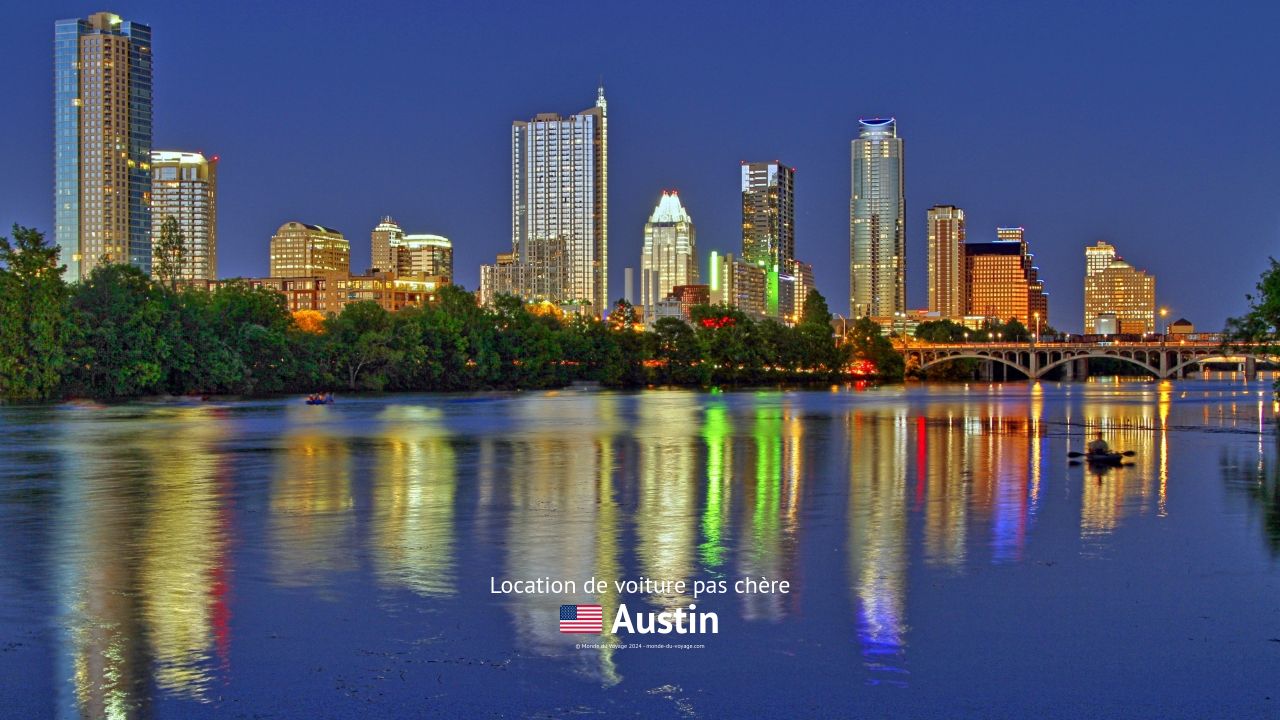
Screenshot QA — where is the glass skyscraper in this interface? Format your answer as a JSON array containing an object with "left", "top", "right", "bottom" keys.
[
  {"left": 55, "top": 12, "right": 153, "bottom": 280},
  {"left": 849, "top": 117, "right": 905, "bottom": 319},
  {"left": 502, "top": 86, "right": 609, "bottom": 314}
]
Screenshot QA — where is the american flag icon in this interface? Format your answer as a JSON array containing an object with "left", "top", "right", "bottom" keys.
[{"left": 559, "top": 604, "right": 603, "bottom": 634}]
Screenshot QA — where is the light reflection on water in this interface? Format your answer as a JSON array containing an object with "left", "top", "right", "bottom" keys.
[{"left": 1, "top": 377, "right": 1278, "bottom": 717}]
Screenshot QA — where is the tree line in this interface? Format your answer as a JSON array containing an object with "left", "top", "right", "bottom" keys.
[{"left": 0, "top": 226, "right": 900, "bottom": 402}]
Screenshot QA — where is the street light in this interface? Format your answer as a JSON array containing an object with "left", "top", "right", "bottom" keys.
[
  {"left": 1033, "top": 311, "right": 1041, "bottom": 341},
  {"left": 1159, "top": 307, "right": 1169, "bottom": 336}
]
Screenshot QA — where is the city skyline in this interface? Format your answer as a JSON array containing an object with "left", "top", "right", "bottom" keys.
[{"left": 6, "top": 2, "right": 1278, "bottom": 331}]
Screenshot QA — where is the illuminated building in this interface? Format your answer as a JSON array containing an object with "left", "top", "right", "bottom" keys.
[
  {"left": 370, "top": 217, "right": 453, "bottom": 283},
  {"left": 741, "top": 162, "right": 795, "bottom": 270},
  {"left": 55, "top": 11, "right": 153, "bottom": 280},
  {"left": 370, "top": 216, "right": 404, "bottom": 272},
  {"left": 188, "top": 271, "right": 445, "bottom": 314},
  {"left": 150, "top": 150, "right": 217, "bottom": 281},
  {"left": 850, "top": 117, "right": 905, "bottom": 319},
  {"left": 669, "top": 284, "right": 710, "bottom": 324},
  {"left": 1083, "top": 240, "right": 1156, "bottom": 334},
  {"left": 641, "top": 191, "right": 697, "bottom": 320},
  {"left": 479, "top": 252, "right": 521, "bottom": 307},
  {"left": 708, "top": 251, "right": 767, "bottom": 318},
  {"left": 269, "top": 221, "right": 349, "bottom": 277},
  {"left": 963, "top": 231, "right": 1049, "bottom": 326},
  {"left": 485, "top": 87, "right": 608, "bottom": 314},
  {"left": 926, "top": 205, "right": 965, "bottom": 318},
  {"left": 791, "top": 259, "right": 815, "bottom": 320}
]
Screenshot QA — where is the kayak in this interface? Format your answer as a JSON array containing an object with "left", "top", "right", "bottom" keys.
[
  {"left": 1084, "top": 452, "right": 1123, "bottom": 466},
  {"left": 305, "top": 396, "right": 334, "bottom": 405}
]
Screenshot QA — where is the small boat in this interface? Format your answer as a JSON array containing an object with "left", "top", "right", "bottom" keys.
[
  {"left": 1084, "top": 451, "right": 1124, "bottom": 466},
  {"left": 305, "top": 393, "right": 335, "bottom": 405}
]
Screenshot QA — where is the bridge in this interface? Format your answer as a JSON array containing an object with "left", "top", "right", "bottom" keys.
[{"left": 902, "top": 335, "right": 1279, "bottom": 380}]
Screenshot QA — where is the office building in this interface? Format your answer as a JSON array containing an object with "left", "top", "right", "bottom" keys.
[
  {"left": 269, "top": 221, "right": 349, "bottom": 278},
  {"left": 849, "top": 117, "right": 905, "bottom": 318},
  {"left": 370, "top": 216, "right": 404, "bottom": 272},
  {"left": 926, "top": 205, "right": 965, "bottom": 318},
  {"left": 485, "top": 87, "right": 607, "bottom": 313},
  {"left": 964, "top": 233, "right": 1049, "bottom": 327},
  {"left": 1083, "top": 241, "right": 1155, "bottom": 334},
  {"left": 54, "top": 11, "right": 153, "bottom": 280},
  {"left": 370, "top": 217, "right": 453, "bottom": 282},
  {"left": 791, "top": 260, "right": 816, "bottom": 321},
  {"left": 641, "top": 191, "right": 697, "bottom": 319},
  {"left": 150, "top": 150, "right": 217, "bottom": 282}
]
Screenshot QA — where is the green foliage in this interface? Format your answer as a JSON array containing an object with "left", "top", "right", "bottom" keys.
[
  {"left": 848, "top": 316, "right": 904, "bottom": 380},
  {"left": 0, "top": 226, "right": 72, "bottom": 401},
  {"left": 0, "top": 234, "right": 910, "bottom": 399},
  {"left": 1226, "top": 258, "right": 1280, "bottom": 349},
  {"left": 153, "top": 215, "right": 186, "bottom": 291},
  {"left": 913, "top": 319, "right": 969, "bottom": 342}
]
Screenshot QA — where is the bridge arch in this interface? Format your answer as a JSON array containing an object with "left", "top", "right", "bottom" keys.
[
  {"left": 913, "top": 352, "right": 1032, "bottom": 378},
  {"left": 1035, "top": 353, "right": 1161, "bottom": 379},
  {"left": 1166, "top": 353, "right": 1280, "bottom": 377}
]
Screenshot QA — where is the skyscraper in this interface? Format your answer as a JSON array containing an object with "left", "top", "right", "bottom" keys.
[
  {"left": 926, "top": 205, "right": 965, "bottom": 318},
  {"left": 964, "top": 233, "right": 1049, "bottom": 327},
  {"left": 269, "top": 222, "right": 349, "bottom": 277},
  {"left": 1083, "top": 240, "right": 1155, "bottom": 333},
  {"left": 397, "top": 235, "right": 453, "bottom": 281},
  {"left": 741, "top": 162, "right": 795, "bottom": 270},
  {"left": 150, "top": 150, "right": 217, "bottom": 282},
  {"left": 492, "top": 86, "right": 608, "bottom": 313},
  {"left": 641, "top": 191, "right": 697, "bottom": 319},
  {"left": 55, "top": 11, "right": 153, "bottom": 280},
  {"left": 849, "top": 117, "right": 905, "bottom": 319}
]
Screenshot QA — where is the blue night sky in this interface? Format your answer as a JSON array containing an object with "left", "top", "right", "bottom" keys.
[{"left": 3, "top": 1, "right": 1278, "bottom": 331}]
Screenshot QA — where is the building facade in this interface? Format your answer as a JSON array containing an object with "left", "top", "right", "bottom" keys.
[
  {"left": 55, "top": 11, "right": 153, "bottom": 280},
  {"left": 269, "top": 221, "right": 350, "bottom": 278},
  {"left": 708, "top": 251, "right": 767, "bottom": 318},
  {"left": 850, "top": 117, "right": 905, "bottom": 319},
  {"left": 191, "top": 272, "right": 446, "bottom": 315},
  {"left": 791, "top": 259, "right": 816, "bottom": 321},
  {"left": 641, "top": 191, "right": 697, "bottom": 320},
  {"left": 1083, "top": 240, "right": 1155, "bottom": 334},
  {"left": 397, "top": 235, "right": 453, "bottom": 281},
  {"left": 741, "top": 162, "right": 795, "bottom": 270},
  {"left": 489, "top": 87, "right": 608, "bottom": 313},
  {"left": 150, "top": 150, "right": 217, "bottom": 282},
  {"left": 964, "top": 235, "right": 1049, "bottom": 327},
  {"left": 370, "top": 216, "right": 404, "bottom": 272},
  {"left": 926, "top": 205, "right": 966, "bottom": 319}
]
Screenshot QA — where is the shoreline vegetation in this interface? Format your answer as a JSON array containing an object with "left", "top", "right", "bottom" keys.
[
  {"left": 0, "top": 226, "right": 899, "bottom": 403},
  {"left": 6, "top": 225, "right": 1276, "bottom": 403}
]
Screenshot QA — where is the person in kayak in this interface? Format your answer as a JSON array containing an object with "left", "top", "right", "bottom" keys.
[{"left": 1087, "top": 432, "right": 1110, "bottom": 456}]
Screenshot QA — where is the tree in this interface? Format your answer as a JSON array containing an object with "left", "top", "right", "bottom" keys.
[
  {"left": 0, "top": 226, "right": 72, "bottom": 401},
  {"left": 1226, "top": 258, "right": 1280, "bottom": 387},
  {"left": 152, "top": 215, "right": 186, "bottom": 291},
  {"left": 63, "top": 264, "right": 174, "bottom": 398},
  {"left": 650, "top": 317, "right": 707, "bottom": 385},
  {"left": 913, "top": 319, "right": 969, "bottom": 343},
  {"left": 801, "top": 288, "right": 832, "bottom": 327},
  {"left": 325, "top": 301, "right": 400, "bottom": 390},
  {"left": 292, "top": 309, "right": 326, "bottom": 334},
  {"left": 847, "top": 316, "right": 903, "bottom": 380}
]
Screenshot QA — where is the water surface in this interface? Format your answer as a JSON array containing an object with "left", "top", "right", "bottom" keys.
[{"left": 1, "top": 379, "right": 1278, "bottom": 718}]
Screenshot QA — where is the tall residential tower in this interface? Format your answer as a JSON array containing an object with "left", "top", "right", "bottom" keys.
[
  {"left": 150, "top": 151, "right": 217, "bottom": 282},
  {"left": 488, "top": 86, "right": 608, "bottom": 313},
  {"left": 54, "top": 11, "right": 153, "bottom": 280},
  {"left": 849, "top": 118, "right": 905, "bottom": 319},
  {"left": 926, "top": 205, "right": 965, "bottom": 319}
]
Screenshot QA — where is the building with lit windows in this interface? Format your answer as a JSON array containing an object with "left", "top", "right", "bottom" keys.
[
  {"left": 150, "top": 150, "right": 217, "bottom": 282},
  {"left": 926, "top": 205, "right": 965, "bottom": 318},
  {"left": 369, "top": 217, "right": 453, "bottom": 282},
  {"left": 791, "top": 260, "right": 815, "bottom": 320},
  {"left": 269, "top": 221, "right": 349, "bottom": 278},
  {"left": 482, "top": 87, "right": 608, "bottom": 313},
  {"left": 641, "top": 191, "right": 697, "bottom": 319},
  {"left": 370, "top": 216, "right": 404, "bottom": 272},
  {"left": 850, "top": 117, "right": 905, "bottom": 319},
  {"left": 741, "top": 162, "right": 795, "bottom": 270},
  {"left": 708, "top": 251, "right": 767, "bottom": 319},
  {"left": 54, "top": 11, "right": 153, "bottom": 280},
  {"left": 1083, "top": 241, "right": 1155, "bottom": 333},
  {"left": 964, "top": 233, "right": 1049, "bottom": 327},
  {"left": 188, "top": 271, "right": 446, "bottom": 315}
]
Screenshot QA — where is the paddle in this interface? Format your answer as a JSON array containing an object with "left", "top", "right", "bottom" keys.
[{"left": 1067, "top": 450, "right": 1136, "bottom": 458}]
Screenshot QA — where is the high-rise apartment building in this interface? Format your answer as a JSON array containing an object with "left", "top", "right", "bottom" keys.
[
  {"left": 486, "top": 87, "right": 608, "bottom": 313},
  {"left": 850, "top": 118, "right": 906, "bottom": 319},
  {"left": 740, "top": 162, "right": 795, "bottom": 270},
  {"left": 54, "top": 11, "right": 153, "bottom": 280},
  {"left": 791, "top": 259, "right": 816, "bottom": 321},
  {"left": 1083, "top": 240, "right": 1155, "bottom": 334},
  {"left": 641, "top": 191, "right": 697, "bottom": 319},
  {"left": 150, "top": 150, "right": 217, "bottom": 282},
  {"left": 708, "top": 251, "right": 767, "bottom": 318},
  {"left": 926, "top": 205, "right": 966, "bottom": 318},
  {"left": 964, "top": 234, "right": 1049, "bottom": 327},
  {"left": 269, "top": 222, "right": 349, "bottom": 278},
  {"left": 370, "top": 216, "right": 404, "bottom": 272}
]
